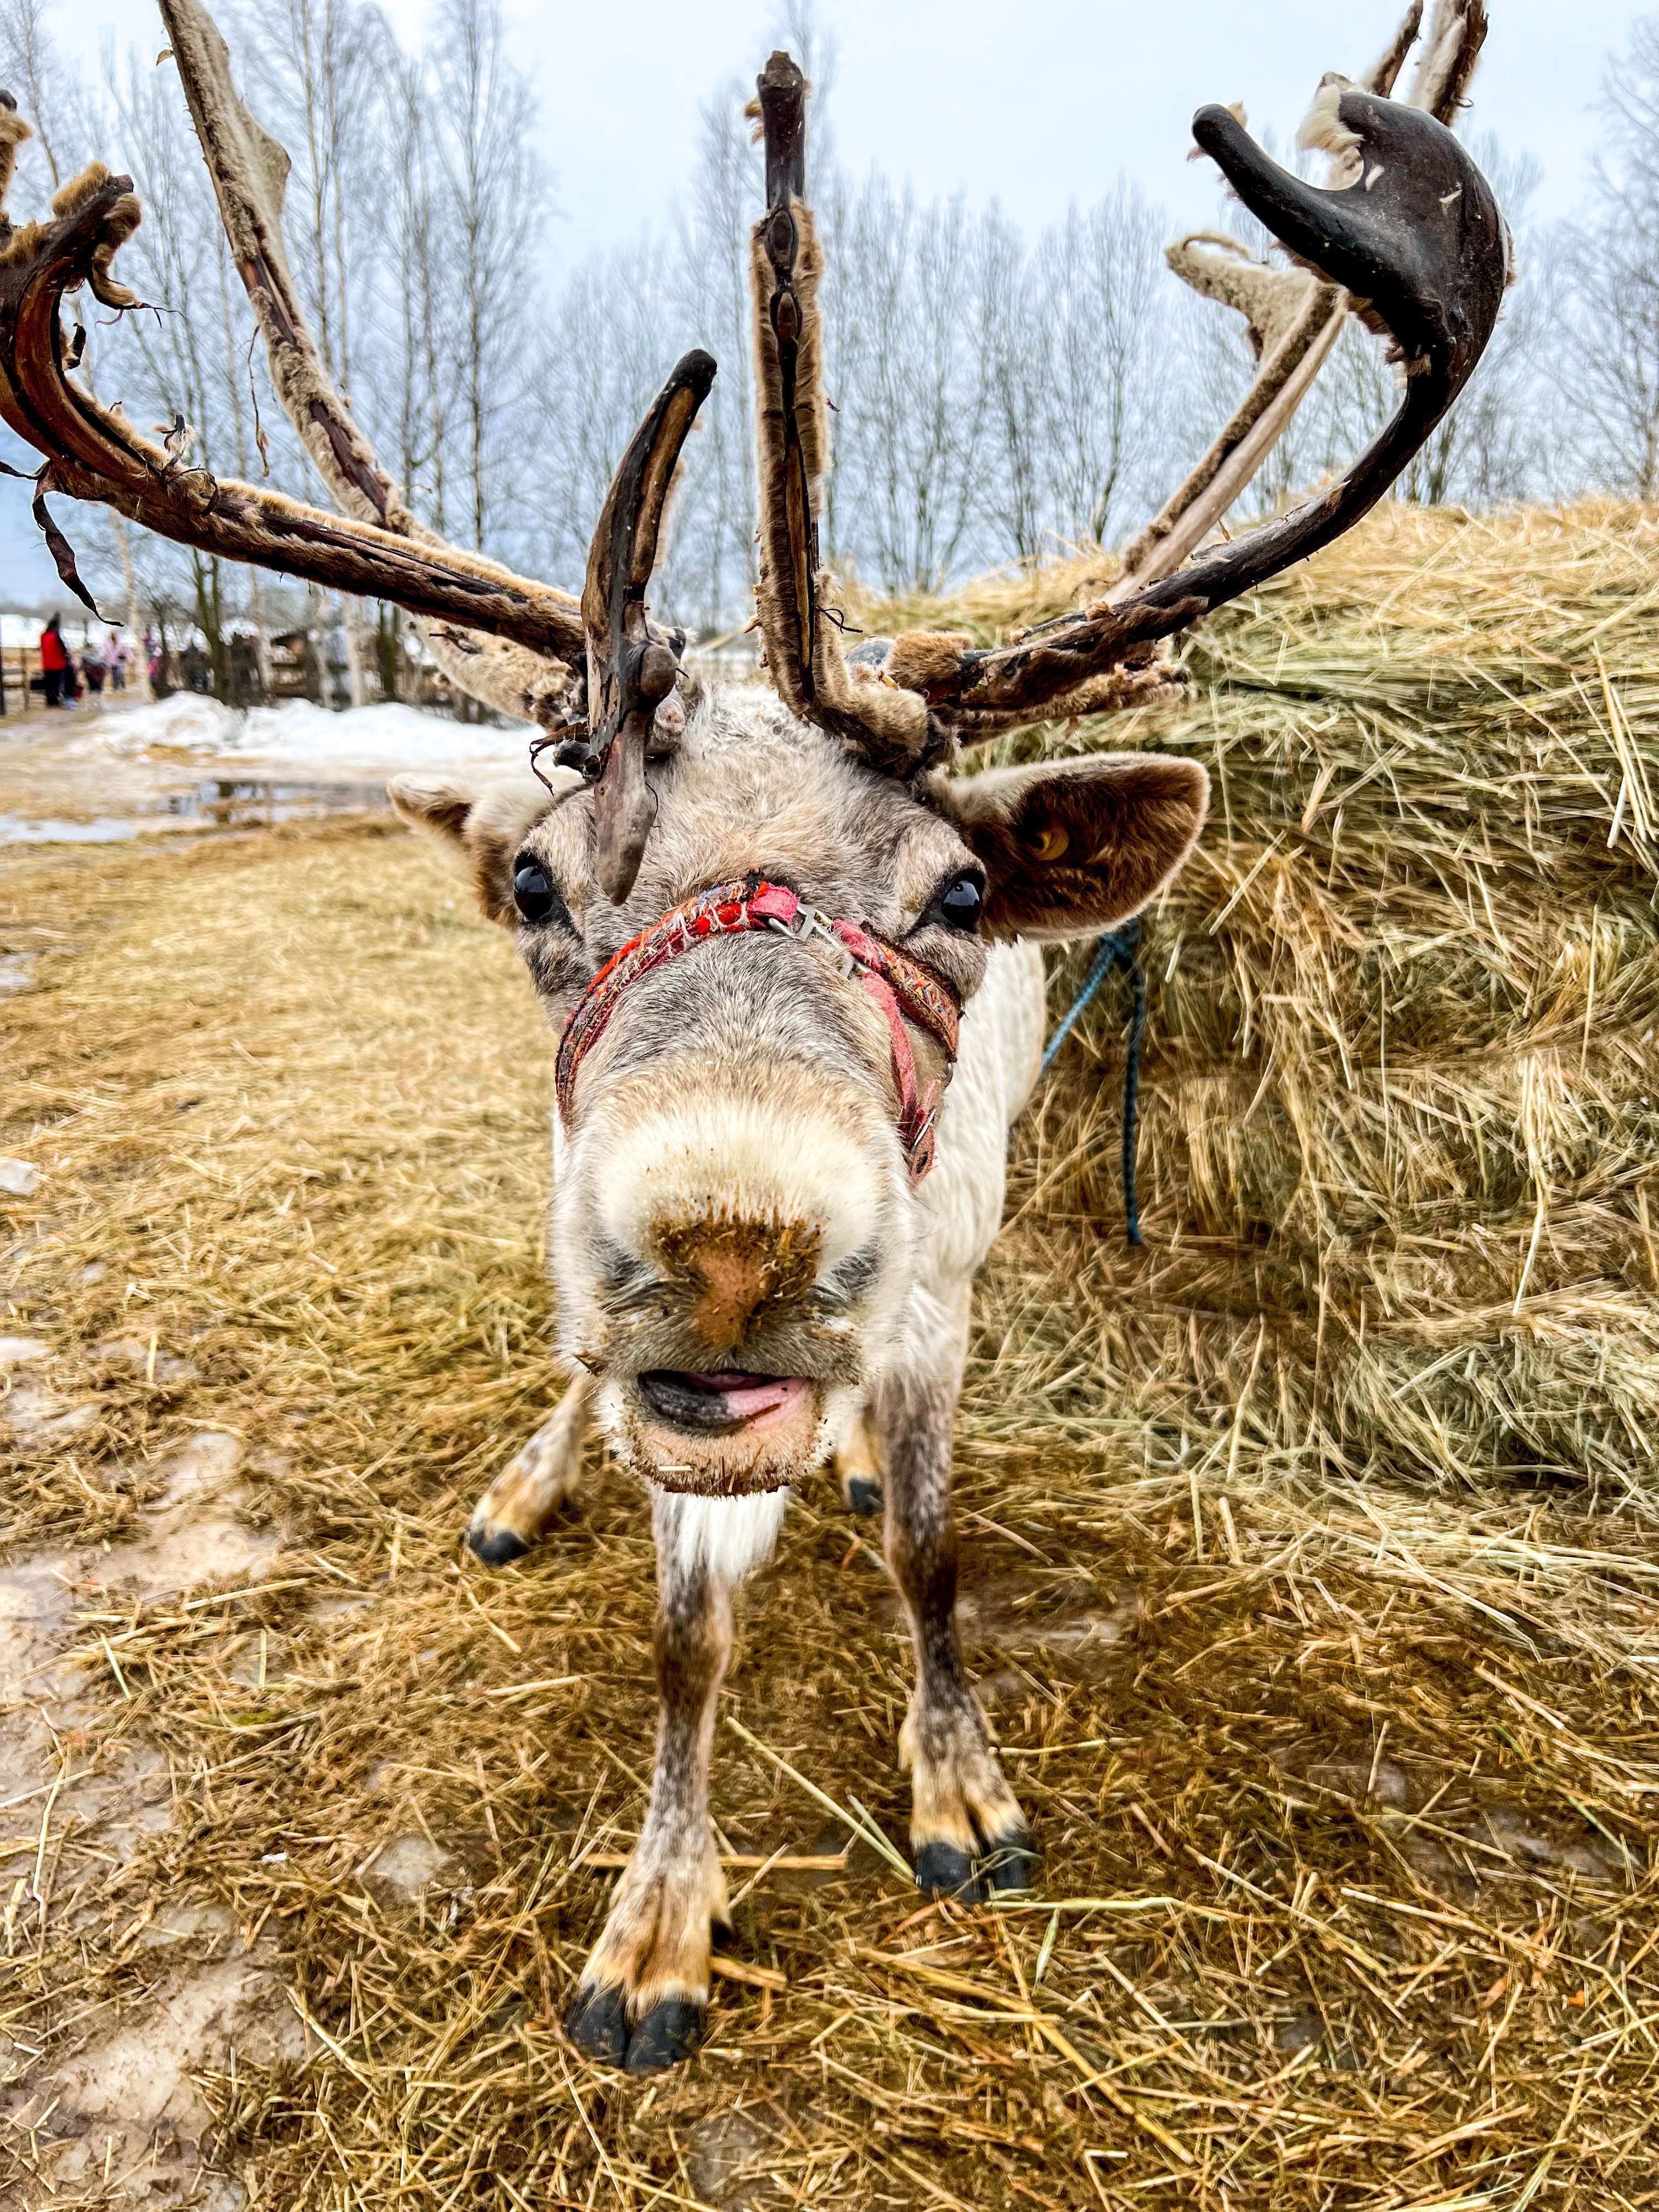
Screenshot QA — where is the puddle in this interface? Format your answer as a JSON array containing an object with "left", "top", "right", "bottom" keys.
[
  {"left": 2, "top": 1381, "right": 96, "bottom": 1441},
  {"left": 0, "top": 776, "right": 392, "bottom": 845}
]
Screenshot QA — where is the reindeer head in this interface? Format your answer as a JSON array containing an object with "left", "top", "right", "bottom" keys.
[
  {"left": 0, "top": 5, "right": 1508, "bottom": 1489},
  {"left": 390, "top": 686, "right": 1206, "bottom": 1496}
]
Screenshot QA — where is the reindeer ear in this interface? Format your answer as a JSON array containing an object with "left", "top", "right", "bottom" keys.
[
  {"left": 938, "top": 754, "right": 1208, "bottom": 943},
  {"left": 388, "top": 775, "right": 476, "bottom": 841},
  {"left": 389, "top": 768, "right": 588, "bottom": 929}
]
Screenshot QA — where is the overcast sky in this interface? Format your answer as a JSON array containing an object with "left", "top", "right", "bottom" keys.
[
  {"left": 4, "top": 1, "right": 1647, "bottom": 607},
  {"left": 56, "top": 0, "right": 1639, "bottom": 254}
]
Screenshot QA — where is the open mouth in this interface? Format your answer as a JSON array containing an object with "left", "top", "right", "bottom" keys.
[{"left": 637, "top": 1370, "right": 812, "bottom": 1435}]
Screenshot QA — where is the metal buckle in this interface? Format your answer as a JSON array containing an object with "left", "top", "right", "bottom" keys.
[{"left": 766, "top": 902, "right": 857, "bottom": 977}]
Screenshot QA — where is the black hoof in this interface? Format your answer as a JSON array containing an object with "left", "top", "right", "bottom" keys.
[
  {"left": 565, "top": 1981, "right": 629, "bottom": 2064},
  {"left": 845, "top": 1477, "right": 882, "bottom": 1519},
  {"left": 626, "top": 1998, "right": 704, "bottom": 2073},
  {"left": 467, "top": 1522, "right": 529, "bottom": 1567},
  {"left": 915, "top": 1841, "right": 982, "bottom": 1902},
  {"left": 982, "top": 1826, "right": 1040, "bottom": 1893}
]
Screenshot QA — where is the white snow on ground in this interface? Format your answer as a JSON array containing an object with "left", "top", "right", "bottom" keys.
[{"left": 84, "top": 696, "right": 532, "bottom": 776}]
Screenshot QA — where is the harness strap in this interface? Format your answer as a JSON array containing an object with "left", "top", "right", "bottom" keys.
[{"left": 555, "top": 877, "right": 960, "bottom": 1183}]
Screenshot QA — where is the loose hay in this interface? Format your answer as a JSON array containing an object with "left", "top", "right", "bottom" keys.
[{"left": 2, "top": 502, "right": 1657, "bottom": 2209}]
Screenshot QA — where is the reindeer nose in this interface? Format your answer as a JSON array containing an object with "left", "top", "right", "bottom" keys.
[{"left": 657, "top": 1215, "right": 822, "bottom": 1350}]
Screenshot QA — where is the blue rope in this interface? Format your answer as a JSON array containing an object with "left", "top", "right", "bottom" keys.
[{"left": 1040, "top": 916, "right": 1147, "bottom": 1246}]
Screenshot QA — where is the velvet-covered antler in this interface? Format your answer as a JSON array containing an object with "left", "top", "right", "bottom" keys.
[
  {"left": 0, "top": 146, "right": 588, "bottom": 664},
  {"left": 153, "top": 0, "right": 582, "bottom": 727},
  {"left": 577, "top": 351, "right": 716, "bottom": 904},
  {"left": 750, "top": 2, "right": 1503, "bottom": 753},
  {"left": 906, "top": 85, "right": 1508, "bottom": 721},
  {"left": 748, "top": 52, "right": 964, "bottom": 773},
  {"left": 1118, "top": 0, "right": 1486, "bottom": 592}
]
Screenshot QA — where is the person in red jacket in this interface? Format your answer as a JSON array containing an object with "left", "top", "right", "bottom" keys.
[{"left": 38, "top": 614, "right": 69, "bottom": 709}]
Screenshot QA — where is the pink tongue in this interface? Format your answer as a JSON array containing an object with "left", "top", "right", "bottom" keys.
[
  {"left": 683, "top": 1373, "right": 807, "bottom": 1422},
  {"left": 724, "top": 1379, "right": 796, "bottom": 1420}
]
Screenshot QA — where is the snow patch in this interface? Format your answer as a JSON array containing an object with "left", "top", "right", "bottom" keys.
[{"left": 91, "top": 697, "right": 532, "bottom": 776}]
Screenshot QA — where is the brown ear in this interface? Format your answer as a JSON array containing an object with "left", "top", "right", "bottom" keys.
[
  {"left": 388, "top": 774, "right": 475, "bottom": 840},
  {"left": 938, "top": 753, "right": 1209, "bottom": 943},
  {"left": 388, "top": 768, "right": 584, "bottom": 928}
]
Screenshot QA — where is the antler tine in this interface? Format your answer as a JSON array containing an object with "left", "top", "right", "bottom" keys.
[
  {"left": 1360, "top": 0, "right": 1425, "bottom": 97},
  {"left": 580, "top": 350, "right": 715, "bottom": 905},
  {"left": 1405, "top": 0, "right": 1487, "bottom": 123},
  {"left": 869, "top": 84, "right": 1507, "bottom": 724},
  {"left": 751, "top": 50, "right": 816, "bottom": 713},
  {"left": 0, "top": 153, "right": 588, "bottom": 654},
  {"left": 1114, "top": 0, "right": 1476, "bottom": 602},
  {"left": 749, "top": 51, "right": 948, "bottom": 775},
  {"left": 1113, "top": 241, "right": 1341, "bottom": 590},
  {"left": 157, "top": 0, "right": 581, "bottom": 728}
]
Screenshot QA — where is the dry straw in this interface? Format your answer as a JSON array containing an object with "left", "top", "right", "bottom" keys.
[{"left": 2, "top": 502, "right": 1657, "bottom": 2209}]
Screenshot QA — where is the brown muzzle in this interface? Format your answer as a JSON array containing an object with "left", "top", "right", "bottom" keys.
[{"left": 657, "top": 1214, "right": 822, "bottom": 1352}]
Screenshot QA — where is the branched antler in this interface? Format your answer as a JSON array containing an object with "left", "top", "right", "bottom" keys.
[
  {"left": 1119, "top": 0, "right": 1487, "bottom": 592},
  {"left": 745, "top": 1, "right": 1505, "bottom": 750},
  {"left": 155, "top": 0, "right": 580, "bottom": 727},
  {"left": 0, "top": 149, "right": 588, "bottom": 661},
  {"left": 4, "top": 0, "right": 1510, "bottom": 904}
]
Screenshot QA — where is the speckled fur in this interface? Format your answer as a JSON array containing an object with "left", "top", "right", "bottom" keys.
[{"left": 391, "top": 685, "right": 1205, "bottom": 2050}]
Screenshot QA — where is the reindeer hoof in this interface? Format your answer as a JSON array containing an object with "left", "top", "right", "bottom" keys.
[
  {"left": 565, "top": 1981, "right": 629, "bottom": 2064},
  {"left": 914, "top": 1842, "right": 981, "bottom": 1901},
  {"left": 466, "top": 1521, "right": 529, "bottom": 1567},
  {"left": 625, "top": 1998, "right": 704, "bottom": 2073},
  {"left": 845, "top": 1476, "right": 882, "bottom": 1517},
  {"left": 982, "top": 1826, "right": 1040, "bottom": 1893}
]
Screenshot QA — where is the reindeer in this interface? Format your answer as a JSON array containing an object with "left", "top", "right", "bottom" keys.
[{"left": 0, "top": 0, "right": 1506, "bottom": 2073}]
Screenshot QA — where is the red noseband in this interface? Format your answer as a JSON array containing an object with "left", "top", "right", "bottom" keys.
[{"left": 554, "top": 876, "right": 961, "bottom": 1183}]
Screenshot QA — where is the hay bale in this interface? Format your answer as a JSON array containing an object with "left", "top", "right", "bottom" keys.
[{"left": 862, "top": 501, "right": 1659, "bottom": 1509}]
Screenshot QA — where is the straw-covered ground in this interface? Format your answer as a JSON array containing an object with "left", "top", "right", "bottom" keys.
[{"left": 2, "top": 501, "right": 1657, "bottom": 2210}]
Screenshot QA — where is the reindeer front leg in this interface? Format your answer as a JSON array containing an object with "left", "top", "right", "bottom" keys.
[
  {"left": 876, "top": 1351, "right": 1037, "bottom": 1903},
  {"left": 565, "top": 1493, "right": 742, "bottom": 2072},
  {"left": 467, "top": 1370, "right": 592, "bottom": 1564}
]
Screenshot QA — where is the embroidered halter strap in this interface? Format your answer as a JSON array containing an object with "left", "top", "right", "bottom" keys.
[{"left": 555, "top": 876, "right": 961, "bottom": 1183}]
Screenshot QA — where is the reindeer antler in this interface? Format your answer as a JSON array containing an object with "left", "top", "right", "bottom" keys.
[
  {"left": 0, "top": 153, "right": 587, "bottom": 663},
  {"left": 579, "top": 351, "right": 716, "bottom": 902},
  {"left": 908, "top": 86, "right": 1507, "bottom": 721},
  {"left": 751, "top": 3, "right": 1504, "bottom": 753},
  {"left": 1118, "top": 0, "right": 1486, "bottom": 594},
  {"left": 749, "top": 53, "right": 959, "bottom": 774},
  {"left": 0, "top": 0, "right": 712, "bottom": 902},
  {"left": 154, "top": 0, "right": 580, "bottom": 727}
]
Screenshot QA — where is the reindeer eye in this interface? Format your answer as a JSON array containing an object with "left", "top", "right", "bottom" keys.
[
  {"left": 513, "top": 856, "right": 556, "bottom": 923},
  {"left": 938, "top": 874, "right": 983, "bottom": 931}
]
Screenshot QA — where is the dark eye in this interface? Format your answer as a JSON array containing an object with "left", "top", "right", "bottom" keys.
[
  {"left": 937, "top": 874, "right": 983, "bottom": 932},
  {"left": 512, "top": 855, "right": 557, "bottom": 923}
]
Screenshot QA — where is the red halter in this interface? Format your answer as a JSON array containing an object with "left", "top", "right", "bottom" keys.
[{"left": 555, "top": 876, "right": 961, "bottom": 1183}]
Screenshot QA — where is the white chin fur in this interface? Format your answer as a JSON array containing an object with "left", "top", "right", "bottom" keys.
[{"left": 652, "top": 1487, "right": 791, "bottom": 1584}]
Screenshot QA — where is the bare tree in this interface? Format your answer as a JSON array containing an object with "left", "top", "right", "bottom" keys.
[
  {"left": 0, "top": 0, "right": 65, "bottom": 187},
  {"left": 1552, "top": 20, "right": 1659, "bottom": 499}
]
